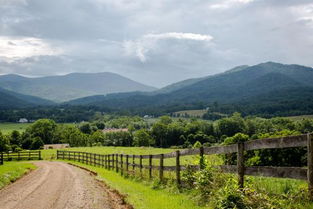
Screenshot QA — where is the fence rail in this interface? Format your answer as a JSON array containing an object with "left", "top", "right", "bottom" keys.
[
  {"left": 57, "top": 133, "right": 313, "bottom": 199},
  {"left": 1, "top": 151, "right": 41, "bottom": 161}
]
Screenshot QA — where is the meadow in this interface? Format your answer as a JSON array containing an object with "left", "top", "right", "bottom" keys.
[{"left": 0, "top": 123, "right": 32, "bottom": 134}]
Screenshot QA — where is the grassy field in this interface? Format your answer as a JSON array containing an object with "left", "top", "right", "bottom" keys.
[
  {"left": 174, "top": 109, "right": 208, "bottom": 117},
  {"left": 0, "top": 161, "right": 36, "bottom": 189},
  {"left": 0, "top": 122, "right": 76, "bottom": 134},
  {"left": 0, "top": 123, "right": 32, "bottom": 134},
  {"left": 285, "top": 115, "right": 313, "bottom": 121}
]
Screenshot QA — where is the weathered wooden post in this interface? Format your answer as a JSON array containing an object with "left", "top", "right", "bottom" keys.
[
  {"left": 108, "top": 155, "right": 111, "bottom": 170},
  {"left": 39, "top": 151, "right": 41, "bottom": 160},
  {"left": 104, "top": 155, "right": 107, "bottom": 169},
  {"left": 126, "top": 155, "right": 129, "bottom": 174},
  {"left": 200, "top": 146, "right": 204, "bottom": 170},
  {"left": 176, "top": 150, "right": 181, "bottom": 187},
  {"left": 116, "top": 154, "right": 119, "bottom": 172},
  {"left": 140, "top": 155, "right": 143, "bottom": 177},
  {"left": 111, "top": 154, "right": 114, "bottom": 169},
  {"left": 149, "top": 155, "right": 152, "bottom": 179},
  {"left": 74, "top": 152, "right": 76, "bottom": 161},
  {"left": 237, "top": 142, "right": 245, "bottom": 189},
  {"left": 159, "top": 154, "right": 164, "bottom": 182},
  {"left": 120, "top": 154, "right": 124, "bottom": 175},
  {"left": 307, "top": 133, "right": 313, "bottom": 200},
  {"left": 132, "top": 155, "right": 135, "bottom": 171}
]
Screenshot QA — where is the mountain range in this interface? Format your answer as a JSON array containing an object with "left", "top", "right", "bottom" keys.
[
  {"left": 0, "top": 72, "right": 156, "bottom": 102},
  {"left": 1, "top": 62, "right": 313, "bottom": 116}
]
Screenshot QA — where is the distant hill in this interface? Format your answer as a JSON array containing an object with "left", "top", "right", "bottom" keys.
[
  {"left": 67, "top": 62, "right": 313, "bottom": 116},
  {"left": 0, "top": 72, "right": 157, "bottom": 102},
  {"left": 0, "top": 87, "right": 54, "bottom": 108}
]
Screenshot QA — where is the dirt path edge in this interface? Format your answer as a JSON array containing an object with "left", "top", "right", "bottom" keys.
[{"left": 67, "top": 163, "right": 134, "bottom": 209}]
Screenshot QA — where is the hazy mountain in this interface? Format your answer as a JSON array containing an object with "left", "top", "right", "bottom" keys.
[
  {"left": 0, "top": 87, "right": 54, "bottom": 108},
  {"left": 67, "top": 62, "right": 313, "bottom": 113},
  {"left": 0, "top": 72, "right": 157, "bottom": 102}
]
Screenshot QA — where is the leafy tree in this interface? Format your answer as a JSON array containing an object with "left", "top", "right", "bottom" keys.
[
  {"left": 0, "top": 131, "right": 10, "bottom": 152},
  {"left": 133, "top": 129, "right": 154, "bottom": 147},
  {"left": 79, "top": 123, "right": 92, "bottom": 134},
  {"left": 26, "top": 119, "right": 57, "bottom": 144},
  {"left": 31, "top": 137, "right": 44, "bottom": 150},
  {"left": 10, "top": 130, "right": 22, "bottom": 146}
]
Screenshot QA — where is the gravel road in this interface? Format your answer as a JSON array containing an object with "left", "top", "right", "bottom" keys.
[{"left": 0, "top": 161, "right": 114, "bottom": 209}]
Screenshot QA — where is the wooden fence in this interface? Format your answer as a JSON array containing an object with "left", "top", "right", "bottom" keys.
[
  {"left": 1, "top": 151, "right": 41, "bottom": 161},
  {"left": 0, "top": 152, "right": 3, "bottom": 165},
  {"left": 57, "top": 133, "right": 313, "bottom": 199}
]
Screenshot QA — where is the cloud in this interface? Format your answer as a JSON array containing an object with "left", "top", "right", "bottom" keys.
[
  {"left": 124, "top": 32, "right": 214, "bottom": 62},
  {"left": 0, "top": 36, "right": 62, "bottom": 61}
]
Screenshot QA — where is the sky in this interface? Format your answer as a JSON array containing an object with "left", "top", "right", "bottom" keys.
[{"left": 0, "top": 0, "right": 313, "bottom": 88}]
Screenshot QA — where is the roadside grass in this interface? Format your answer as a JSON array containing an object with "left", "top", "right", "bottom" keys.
[
  {"left": 44, "top": 147, "right": 311, "bottom": 207},
  {"left": 0, "top": 161, "right": 36, "bottom": 189},
  {"left": 67, "top": 160, "right": 210, "bottom": 209}
]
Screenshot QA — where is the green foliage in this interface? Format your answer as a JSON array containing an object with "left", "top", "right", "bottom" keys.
[
  {"left": 26, "top": 119, "right": 57, "bottom": 144},
  {"left": 133, "top": 129, "right": 154, "bottom": 147}
]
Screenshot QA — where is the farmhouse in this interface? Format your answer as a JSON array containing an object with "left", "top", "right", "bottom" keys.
[
  {"left": 43, "top": 144, "right": 70, "bottom": 149},
  {"left": 18, "top": 118, "right": 28, "bottom": 123}
]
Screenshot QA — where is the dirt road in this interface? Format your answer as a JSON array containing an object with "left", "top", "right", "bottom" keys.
[{"left": 0, "top": 161, "right": 115, "bottom": 209}]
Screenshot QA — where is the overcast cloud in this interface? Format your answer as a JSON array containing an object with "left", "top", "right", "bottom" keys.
[{"left": 0, "top": 0, "right": 313, "bottom": 87}]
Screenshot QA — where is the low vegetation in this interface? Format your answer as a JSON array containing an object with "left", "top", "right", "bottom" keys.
[{"left": 0, "top": 161, "right": 36, "bottom": 189}]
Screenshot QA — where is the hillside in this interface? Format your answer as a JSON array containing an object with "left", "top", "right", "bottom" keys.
[
  {"left": 0, "top": 72, "right": 157, "bottom": 102},
  {"left": 0, "top": 87, "right": 54, "bottom": 108},
  {"left": 67, "top": 62, "right": 313, "bottom": 116}
]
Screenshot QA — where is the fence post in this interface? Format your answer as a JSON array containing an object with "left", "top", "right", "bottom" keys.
[
  {"left": 176, "top": 150, "right": 181, "bottom": 187},
  {"left": 308, "top": 133, "right": 313, "bottom": 200},
  {"left": 18, "top": 152, "right": 20, "bottom": 161},
  {"left": 237, "top": 142, "right": 245, "bottom": 189},
  {"left": 126, "top": 155, "right": 129, "bottom": 174},
  {"left": 140, "top": 155, "right": 143, "bottom": 177},
  {"left": 39, "top": 151, "right": 41, "bottom": 160},
  {"left": 132, "top": 155, "right": 135, "bottom": 171},
  {"left": 159, "top": 154, "right": 164, "bottom": 182},
  {"left": 74, "top": 152, "right": 76, "bottom": 161},
  {"left": 120, "top": 154, "right": 124, "bottom": 175},
  {"left": 200, "top": 146, "right": 204, "bottom": 170},
  {"left": 116, "top": 154, "right": 119, "bottom": 172},
  {"left": 149, "top": 155, "right": 152, "bottom": 179}
]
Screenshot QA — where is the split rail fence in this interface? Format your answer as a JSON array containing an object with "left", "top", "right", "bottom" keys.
[
  {"left": 57, "top": 133, "right": 313, "bottom": 199},
  {"left": 0, "top": 151, "right": 41, "bottom": 162}
]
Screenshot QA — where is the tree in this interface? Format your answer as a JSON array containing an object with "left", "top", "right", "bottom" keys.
[
  {"left": 133, "top": 129, "right": 154, "bottom": 147},
  {"left": 79, "top": 123, "right": 92, "bottom": 134},
  {"left": 0, "top": 131, "right": 10, "bottom": 152},
  {"left": 10, "top": 130, "right": 22, "bottom": 146},
  {"left": 31, "top": 137, "right": 44, "bottom": 150},
  {"left": 90, "top": 131, "right": 105, "bottom": 145},
  {"left": 26, "top": 119, "right": 57, "bottom": 144}
]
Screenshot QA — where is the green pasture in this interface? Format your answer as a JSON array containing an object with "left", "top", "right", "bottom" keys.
[{"left": 0, "top": 123, "right": 32, "bottom": 134}]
